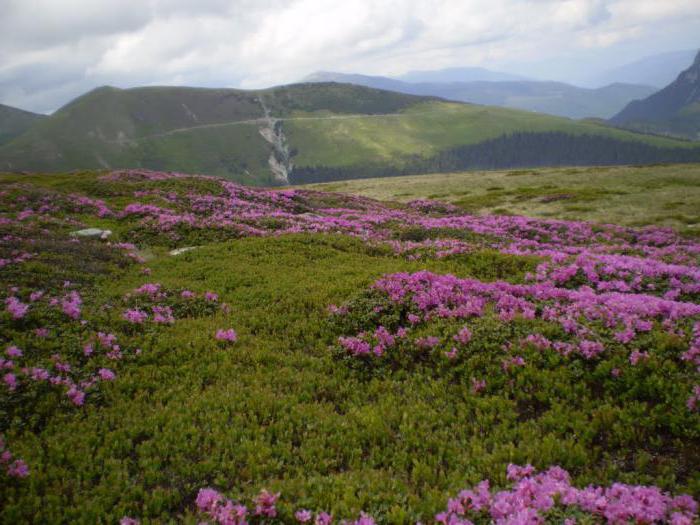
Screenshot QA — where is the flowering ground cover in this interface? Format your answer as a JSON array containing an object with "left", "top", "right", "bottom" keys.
[{"left": 0, "top": 169, "right": 698, "bottom": 523}]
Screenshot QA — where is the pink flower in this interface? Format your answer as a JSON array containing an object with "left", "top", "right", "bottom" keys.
[
  {"left": 3, "top": 373, "right": 18, "bottom": 391},
  {"left": 629, "top": 350, "right": 650, "bottom": 366},
  {"left": 196, "top": 488, "right": 222, "bottom": 512},
  {"left": 6, "top": 346, "right": 22, "bottom": 358},
  {"left": 5, "top": 297, "right": 28, "bottom": 320},
  {"left": 471, "top": 378, "right": 486, "bottom": 394},
  {"left": 123, "top": 309, "right": 148, "bottom": 324},
  {"left": 7, "top": 459, "right": 29, "bottom": 478},
  {"left": 315, "top": 512, "right": 332, "bottom": 525},
  {"left": 295, "top": 509, "right": 313, "bottom": 523},
  {"left": 215, "top": 329, "right": 237, "bottom": 343},
  {"left": 61, "top": 291, "right": 82, "bottom": 319},
  {"left": 98, "top": 368, "right": 116, "bottom": 381},
  {"left": 204, "top": 291, "right": 219, "bottom": 302},
  {"left": 454, "top": 326, "right": 472, "bottom": 345},
  {"left": 34, "top": 328, "right": 49, "bottom": 338},
  {"left": 254, "top": 489, "right": 279, "bottom": 517},
  {"left": 181, "top": 290, "right": 195, "bottom": 299},
  {"left": 152, "top": 305, "right": 174, "bottom": 324},
  {"left": 66, "top": 387, "right": 85, "bottom": 406},
  {"left": 120, "top": 518, "right": 139, "bottom": 525}
]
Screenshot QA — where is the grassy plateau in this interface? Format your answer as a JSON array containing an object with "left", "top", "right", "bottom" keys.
[
  {"left": 300, "top": 163, "right": 700, "bottom": 233},
  {"left": 0, "top": 168, "right": 698, "bottom": 524}
]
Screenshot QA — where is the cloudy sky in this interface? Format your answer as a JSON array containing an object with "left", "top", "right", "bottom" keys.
[{"left": 1, "top": 0, "right": 699, "bottom": 113}]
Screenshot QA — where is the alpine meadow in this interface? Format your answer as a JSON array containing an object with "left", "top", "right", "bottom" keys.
[{"left": 1, "top": 2, "right": 700, "bottom": 524}]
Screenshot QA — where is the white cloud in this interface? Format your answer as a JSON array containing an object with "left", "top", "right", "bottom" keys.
[{"left": 0, "top": 0, "right": 698, "bottom": 113}]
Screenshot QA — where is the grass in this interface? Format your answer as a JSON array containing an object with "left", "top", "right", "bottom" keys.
[{"left": 299, "top": 163, "right": 700, "bottom": 233}]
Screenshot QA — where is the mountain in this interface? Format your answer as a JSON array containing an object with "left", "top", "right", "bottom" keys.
[
  {"left": 0, "top": 103, "right": 46, "bottom": 146},
  {"left": 588, "top": 49, "right": 698, "bottom": 89},
  {"left": 397, "top": 66, "right": 528, "bottom": 83},
  {"left": 610, "top": 50, "right": 700, "bottom": 140},
  {"left": 0, "top": 82, "right": 697, "bottom": 185},
  {"left": 304, "top": 71, "right": 655, "bottom": 119}
]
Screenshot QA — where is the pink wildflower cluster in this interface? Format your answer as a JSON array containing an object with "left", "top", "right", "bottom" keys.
[
  {"left": 0, "top": 436, "right": 29, "bottom": 478},
  {"left": 194, "top": 487, "right": 350, "bottom": 525},
  {"left": 434, "top": 464, "right": 698, "bottom": 525},
  {"left": 215, "top": 329, "right": 238, "bottom": 342},
  {"left": 5, "top": 296, "right": 29, "bottom": 319}
]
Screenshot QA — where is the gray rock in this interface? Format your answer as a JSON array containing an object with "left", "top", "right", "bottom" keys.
[
  {"left": 169, "top": 246, "right": 198, "bottom": 256},
  {"left": 71, "top": 228, "right": 112, "bottom": 239}
]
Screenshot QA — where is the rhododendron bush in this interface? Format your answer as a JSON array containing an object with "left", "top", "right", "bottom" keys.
[{"left": 0, "top": 169, "right": 698, "bottom": 523}]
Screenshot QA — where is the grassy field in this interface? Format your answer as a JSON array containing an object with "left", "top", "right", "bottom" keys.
[
  {"left": 300, "top": 163, "right": 700, "bottom": 232},
  {"left": 1, "top": 170, "right": 698, "bottom": 523},
  {"left": 285, "top": 102, "right": 698, "bottom": 169}
]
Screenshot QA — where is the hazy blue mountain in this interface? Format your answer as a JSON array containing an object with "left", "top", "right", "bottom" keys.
[
  {"left": 610, "top": 50, "right": 700, "bottom": 140},
  {"left": 397, "top": 66, "right": 528, "bottom": 83},
  {"left": 588, "top": 49, "right": 698, "bottom": 89},
  {"left": 303, "top": 71, "right": 655, "bottom": 119}
]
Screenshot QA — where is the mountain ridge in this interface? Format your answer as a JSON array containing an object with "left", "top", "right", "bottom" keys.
[
  {"left": 302, "top": 71, "right": 655, "bottom": 119},
  {"left": 0, "top": 103, "right": 47, "bottom": 146},
  {"left": 1, "top": 81, "right": 697, "bottom": 185},
  {"left": 610, "top": 50, "right": 700, "bottom": 140}
]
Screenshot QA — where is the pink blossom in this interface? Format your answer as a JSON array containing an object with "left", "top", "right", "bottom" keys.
[
  {"left": 215, "top": 329, "right": 238, "bottom": 343},
  {"left": 123, "top": 309, "right": 148, "bottom": 324},
  {"left": 6, "top": 346, "right": 22, "bottom": 358},
  {"left": 7, "top": 459, "right": 29, "bottom": 478},
  {"left": 3, "top": 373, "right": 18, "bottom": 391},
  {"left": 295, "top": 509, "right": 312, "bottom": 523},
  {"left": 66, "top": 387, "right": 85, "bottom": 406},
  {"left": 5, "top": 297, "right": 28, "bottom": 320},
  {"left": 98, "top": 368, "right": 116, "bottom": 381}
]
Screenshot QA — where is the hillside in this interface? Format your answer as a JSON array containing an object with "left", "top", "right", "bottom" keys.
[
  {"left": 0, "top": 168, "right": 698, "bottom": 522},
  {"left": 0, "top": 103, "right": 46, "bottom": 146},
  {"left": 611, "top": 50, "right": 700, "bottom": 140},
  {"left": 0, "top": 82, "right": 698, "bottom": 185},
  {"left": 304, "top": 72, "right": 656, "bottom": 119}
]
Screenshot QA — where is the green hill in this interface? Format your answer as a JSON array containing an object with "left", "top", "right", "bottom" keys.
[
  {"left": 0, "top": 103, "right": 46, "bottom": 146},
  {"left": 1, "top": 82, "right": 699, "bottom": 185}
]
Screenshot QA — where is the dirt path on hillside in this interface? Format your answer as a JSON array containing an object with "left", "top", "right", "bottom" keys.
[{"left": 104, "top": 109, "right": 448, "bottom": 144}]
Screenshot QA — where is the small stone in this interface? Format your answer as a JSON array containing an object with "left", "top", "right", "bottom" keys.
[
  {"left": 169, "top": 246, "right": 198, "bottom": 256},
  {"left": 71, "top": 228, "right": 112, "bottom": 239}
]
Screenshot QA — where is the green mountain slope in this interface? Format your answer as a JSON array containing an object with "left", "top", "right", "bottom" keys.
[
  {"left": 611, "top": 50, "right": 700, "bottom": 140},
  {"left": 0, "top": 82, "right": 698, "bottom": 185},
  {"left": 0, "top": 103, "right": 46, "bottom": 146}
]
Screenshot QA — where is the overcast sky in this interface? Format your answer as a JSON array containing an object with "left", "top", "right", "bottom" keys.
[{"left": 1, "top": 0, "right": 699, "bottom": 114}]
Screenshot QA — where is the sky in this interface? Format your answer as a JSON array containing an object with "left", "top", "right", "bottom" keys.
[{"left": 1, "top": 0, "right": 699, "bottom": 114}]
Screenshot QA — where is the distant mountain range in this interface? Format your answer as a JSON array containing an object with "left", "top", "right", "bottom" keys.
[
  {"left": 396, "top": 66, "right": 528, "bottom": 83},
  {"left": 0, "top": 82, "right": 698, "bottom": 185},
  {"left": 0, "top": 104, "right": 46, "bottom": 146},
  {"left": 585, "top": 49, "right": 698, "bottom": 89},
  {"left": 303, "top": 71, "right": 655, "bottom": 119},
  {"left": 611, "top": 50, "right": 700, "bottom": 140}
]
